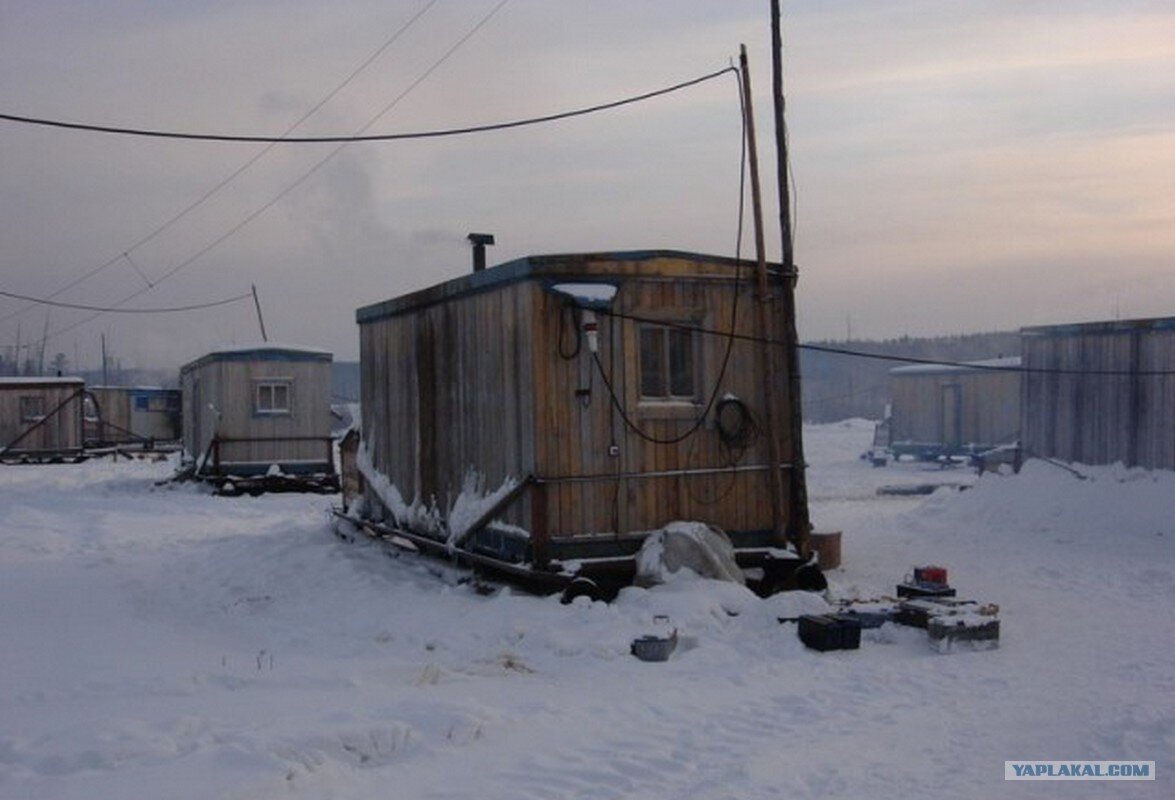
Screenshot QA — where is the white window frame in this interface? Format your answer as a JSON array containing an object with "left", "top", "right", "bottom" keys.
[
  {"left": 254, "top": 379, "right": 293, "bottom": 416},
  {"left": 638, "top": 323, "right": 699, "bottom": 402}
]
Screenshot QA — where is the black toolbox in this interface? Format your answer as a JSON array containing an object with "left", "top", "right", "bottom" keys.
[{"left": 798, "top": 614, "right": 862, "bottom": 651}]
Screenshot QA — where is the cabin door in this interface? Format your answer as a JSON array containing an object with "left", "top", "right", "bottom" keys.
[
  {"left": 940, "top": 382, "right": 962, "bottom": 449},
  {"left": 192, "top": 380, "right": 202, "bottom": 457}
]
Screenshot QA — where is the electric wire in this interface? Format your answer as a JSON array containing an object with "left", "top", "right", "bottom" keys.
[
  {"left": 589, "top": 66, "right": 748, "bottom": 446},
  {"left": 0, "top": 66, "right": 735, "bottom": 144},
  {"left": 0, "top": 289, "right": 253, "bottom": 314},
  {"left": 584, "top": 307, "right": 1175, "bottom": 377},
  {"left": 21, "top": 0, "right": 509, "bottom": 351},
  {"left": 0, "top": 0, "right": 439, "bottom": 329}
]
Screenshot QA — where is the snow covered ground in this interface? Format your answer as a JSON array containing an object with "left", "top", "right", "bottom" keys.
[{"left": 1, "top": 421, "right": 1172, "bottom": 799}]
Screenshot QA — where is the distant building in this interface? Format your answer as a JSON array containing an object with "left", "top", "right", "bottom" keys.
[
  {"left": 1021, "top": 316, "right": 1175, "bottom": 470},
  {"left": 179, "top": 345, "right": 335, "bottom": 482},
  {"left": 0, "top": 377, "right": 86, "bottom": 461},
  {"left": 85, "top": 386, "right": 181, "bottom": 447},
  {"left": 888, "top": 357, "right": 1021, "bottom": 460}
]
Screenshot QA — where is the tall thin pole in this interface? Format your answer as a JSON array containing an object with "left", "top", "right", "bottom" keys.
[
  {"left": 38, "top": 312, "right": 49, "bottom": 376},
  {"left": 740, "top": 44, "right": 787, "bottom": 546},
  {"left": 770, "top": 0, "right": 812, "bottom": 552},
  {"left": 251, "top": 284, "right": 269, "bottom": 343},
  {"left": 101, "top": 334, "right": 108, "bottom": 385}
]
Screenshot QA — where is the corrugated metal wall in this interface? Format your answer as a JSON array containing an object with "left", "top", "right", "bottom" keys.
[{"left": 1022, "top": 319, "right": 1175, "bottom": 469}]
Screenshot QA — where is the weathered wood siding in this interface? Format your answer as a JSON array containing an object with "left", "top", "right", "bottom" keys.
[
  {"left": 0, "top": 380, "right": 85, "bottom": 454},
  {"left": 358, "top": 252, "right": 798, "bottom": 545},
  {"left": 359, "top": 279, "right": 534, "bottom": 528},
  {"left": 1022, "top": 318, "right": 1175, "bottom": 469},
  {"left": 890, "top": 364, "right": 1020, "bottom": 448},
  {"left": 528, "top": 256, "right": 793, "bottom": 542},
  {"left": 88, "top": 387, "right": 180, "bottom": 444},
  {"left": 181, "top": 350, "right": 333, "bottom": 472}
]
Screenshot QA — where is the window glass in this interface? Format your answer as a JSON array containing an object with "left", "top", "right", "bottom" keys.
[
  {"left": 639, "top": 327, "right": 666, "bottom": 398},
  {"left": 639, "top": 324, "right": 696, "bottom": 400},
  {"left": 20, "top": 396, "right": 44, "bottom": 421},
  {"left": 669, "top": 328, "right": 694, "bottom": 397},
  {"left": 255, "top": 381, "right": 292, "bottom": 414}
]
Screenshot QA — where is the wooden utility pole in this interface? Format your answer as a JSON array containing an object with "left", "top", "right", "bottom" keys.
[
  {"left": 739, "top": 44, "right": 787, "bottom": 546},
  {"left": 770, "top": 0, "right": 812, "bottom": 553},
  {"left": 251, "top": 284, "right": 269, "bottom": 343}
]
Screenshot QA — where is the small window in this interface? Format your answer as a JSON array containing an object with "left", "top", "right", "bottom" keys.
[
  {"left": 255, "top": 381, "right": 292, "bottom": 415},
  {"left": 20, "top": 396, "right": 45, "bottom": 421},
  {"left": 639, "top": 325, "right": 697, "bottom": 400},
  {"left": 20, "top": 395, "right": 45, "bottom": 422}
]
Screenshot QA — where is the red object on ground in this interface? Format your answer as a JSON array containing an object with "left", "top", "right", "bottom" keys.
[{"left": 914, "top": 565, "right": 948, "bottom": 585}]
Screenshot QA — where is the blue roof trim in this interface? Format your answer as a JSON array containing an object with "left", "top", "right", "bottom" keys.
[
  {"left": 180, "top": 347, "right": 333, "bottom": 374},
  {"left": 356, "top": 250, "right": 774, "bottom": 324},
  {"left": 1021, "top": 316, "right": 1175, "bottom": 337}
]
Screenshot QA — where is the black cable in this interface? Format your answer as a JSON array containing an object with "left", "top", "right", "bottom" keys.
[
  {"left": 0, "top": 67, "right": 736, "bottom": 144},
  {"left": 0, "top": 2, "right": 439, "bottom": 331},
  {"left": 804, "top": 383, "right": 889, "bottom": 406},
  {"left": 556, "top": 303, "right": 582, "bottom": 360},
  {"left": 586, "top": 307, "right": 1175, "bottom": 377},
  {"left": 0, "top": 289, "right": 252, "bottom": 314},
  {"left": 21, "top": 0, "right": 508, "bottom": 352},
  {"left": 589, "top": 66, "right": 749, "bottom": 446}
]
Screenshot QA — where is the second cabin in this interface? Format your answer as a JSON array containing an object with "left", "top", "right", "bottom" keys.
[
  {"left": 85, "top": 386, "right": 181, "bottom": 448},
  {"left": 179, "top": 345, "right": 336, "bottom": 490},
  {"left": 354, "top": 249, "right": 804, "bottom": 573},
  {"left": 887, "top": 358, "right": 1021, "bottom": 461}
]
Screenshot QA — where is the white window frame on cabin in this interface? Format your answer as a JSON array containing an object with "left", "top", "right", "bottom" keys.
[
  {"left": 638, "top": 323, "right": 699, "bottom": 403},
  {"left": 20, "top": 395, "right": 45, "bottom": 422},
  {"left": 254, "top": 379, "right": 293, "bottom": 416}
]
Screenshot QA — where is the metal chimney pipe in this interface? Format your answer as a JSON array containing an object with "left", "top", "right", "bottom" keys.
[{"left": 467, "top": 232, "right": 495, "bottom": 272}]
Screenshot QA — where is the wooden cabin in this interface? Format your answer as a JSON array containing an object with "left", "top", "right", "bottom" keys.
[
  {"left": 0, "top": 377, "right": 86, "bottom": 461},
  {"left": 179, "top": 345, "right": 336, "bottom": 486},
  {"left": 85, "top": 386, "right": 181, "bottom": 447},
  {"left": 1022, "top": 316, "right": 1175, "bottom": 470},
  {"left": 354, "top": 250, "right": 805, "bottom": 581},
  {"left": 887, "top": 358, "right": 1021, "bottom": 460}
]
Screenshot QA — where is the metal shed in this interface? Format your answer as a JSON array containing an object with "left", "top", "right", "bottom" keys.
[
  {"left": 179, "top": 345, "right": 335, "bottom": 486},
  {"left": 0, "top": 377, "right": 86, "bottom": 462},
  {"left": 352, "top": 250, "right": 808, "bottom": 588},
  {"left": 1021, "top": 316, "right": 1175, "bottom": 470},
  {"left": 85, "top": 386, "right": 181, "bottom": 447},
  {"left": 888, "top": 358, "right": 1021, "bottom": 460}
]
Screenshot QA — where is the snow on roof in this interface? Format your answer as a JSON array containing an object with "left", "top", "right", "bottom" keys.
[
  {"left": 890, "top": 356, "right": 1021, "bottom": 376},
  {"left": 180, "top": 343, "right": 333, "bottom": 372},
  {"left": 91, "top": 385, "right": 172, "bottom": 392},
  {"left": 203, "top": 342, "right": 331, "bottom": 357},
  {"left": 357, "top": 250, "right": 772, "bottom": 324},
  {"left": 549, "top": 282, "right": 619, "bottom": 308}
]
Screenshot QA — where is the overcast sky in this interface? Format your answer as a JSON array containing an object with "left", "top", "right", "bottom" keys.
[{"left": 2, "top": 1, "right": 1173, "bottom": 369}]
